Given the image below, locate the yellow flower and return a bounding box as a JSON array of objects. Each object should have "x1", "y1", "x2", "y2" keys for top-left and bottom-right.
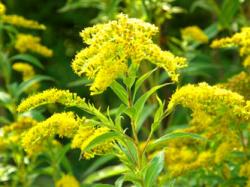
[
  {"x1": 181, "y1": 26, "x2": 208, "y2": 43},
  {"x1": 72, "y1": 126, "x2": 113, "y2": 159},
  {"x1": 0, "y1": 2, "x2": 6, "y2": 16},
  {"x1": 12, "y1": 62, "x2": 35, "y2": 80},
  {"x1": 2, "y1": 14, "x2": 45, "y2": 30},
  {"x1": 243, "y1": 55, "x2": 250, "y2": 67},
  {"x1": 3, "y1": 117, "x2": 37, "y2": 134},
  {"x1": 22, "y1": 112, "x2": 78, "y2": 155},
  {"x1": 211, "y1": 27, "x2": 250, "y2": 56},
  {"x1": 17, "y1": 88, "x2": 86, "y2": 113},
  {"x1": 55, "y1": 175, "x2": 80, "y2": 187},
  {"x1": 219, "y1": 71, "x2": 250, "y2": 99},
  {"x1": 168, "y1": 82, "x2": 250, "y2": 120},
  {"x1": 72, "y1": 14, "x2": 186, "y2": 95},
  {"x1": 15, "y1": 34, "x2": 53, "y2": 57}
]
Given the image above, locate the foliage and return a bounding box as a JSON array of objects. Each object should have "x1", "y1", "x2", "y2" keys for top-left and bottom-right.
[{"x1": 0, "y1": 0, "x2": 250, "y2": 187}]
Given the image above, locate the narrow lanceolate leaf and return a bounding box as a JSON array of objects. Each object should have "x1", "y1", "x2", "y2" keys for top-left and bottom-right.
[
  {"x1": 83, "y1": 165, "x2": 127, "y2": 184},
  {"x1": 133, "y1": 68, "x2": 157, "y2": 101},
  {"x1": 143, "y1": 151, "x2": 164, "y2": 187},
  {"x1": 134, "y1": 83, "x2": 169, "y2": 129},
  {"x1": 148, "y1": 132, "x2": 207, "y2": 151},
  {"x1": 84, "y1": 131, "x2": 120, "y2": 152},
  {"x1": 110, "y1": 81, "x2": 128, "y2": 105},
  {"x1": 82, "y1": 155, "x2": 115, "y2": 178},
  {"x1": 15, "y1": 75, "x2": 54, "y2": 98},
  {"x1": 10, "y1": 54, "x2": 44, "y2": 69},
  {"x1": 219, "y1": 0, "x2": 240, "y2": 28}
]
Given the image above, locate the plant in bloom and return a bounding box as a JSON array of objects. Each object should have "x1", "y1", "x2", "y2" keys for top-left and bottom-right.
[{"x1": 72, "y1": 13, "x2": 186, "y2": 95}]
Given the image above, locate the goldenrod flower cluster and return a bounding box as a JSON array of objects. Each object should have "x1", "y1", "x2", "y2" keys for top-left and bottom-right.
[
  {"x1": 0, "y1": 2, "x2": 45, "y2": 30},
  {"x1": 15, "y1": 34, "x2": 53, "y2": 57},
  {"x1": 2, "y1": 117, "x2": 37, "y2": 145},
  {"x1": 164, "y1": 148, "x2": 213, "y2": 177},
  {"x1": 160, "y1": 82, "x2": 250, "y2": 178},
  {"x1": 211, "y1": 27, "x2": 250, "y2": 68},
  {"x1": 72, "y1": 14, "x2": 186, "y2": 95},
  {"x1": 0, "y1": 2, "x2": 6, "y2": 16},
  {"x1": 55, "y1": 175, "x2": 80, "y2": 187},
  {"x1": 17, "y1": 88, "x2": 86, "y2": 113},
  {"x1": 211, "y1": 27, "x2": 250, "y2": 55},
  {"x1": 168, "y1": 82, "x2": 250, "y2": 120},
  {"x1": 72, "y1": 125, "x2": 113, "y2": 159},
  {"x1": 12, "y1": 62, "x2": 35, "y2": 80},
  {"x1": 181, "y1": 26, "x2": 208, "y2": 43},
  {"x1": 2, "y1": 15, "x2": 45, "y2": 30},
  {"x1": 22, "y1": 112, "x2": 78, "y2": 155},
  {"x1": 219, "y1": 71, "x2": 250, "y2": 99}
]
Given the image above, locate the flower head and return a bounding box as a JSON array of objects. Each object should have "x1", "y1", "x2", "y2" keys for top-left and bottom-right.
[
  {"x1": 22, "y1": 112, "x2": 79, "y2": 155},
  {"x1": 72, "y1": 14, "x2": 186, "y2": 95},
  {"x1": 17, "y1": 88, "x2": 86, "y2": 113},
  {"x1": 181, "y1": 26, "x2": 208, "y2": 43},
  {"x1": 15, "y1": 34, "x2": 53, "y2": 57},
  {"x1": 211, "y1": 27, "x2": 250, "y2": 56},
  {"x1": 2, "y1": 15, "x2": 45, "y2": 30}
]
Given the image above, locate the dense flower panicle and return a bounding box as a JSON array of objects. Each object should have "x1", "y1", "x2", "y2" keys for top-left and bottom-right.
[
  {"x1": 219, "y1": 71, "x2": 250, "y2": 99},
  {"x1": 55, "y1": 175, "x2": 80, "y2": 187},
  {"x1": 168, "y1": 82, "x2": 250, "y2": 120},
  {"x1": 165, "y1": 147, "x2": 213, "y2": 177},
  {"x1": 2, "y1": 15, "x2": 45, "y2": 30},
  {"x1": 211, "y1": 27, "x2": 250, "y2": 56},
  {"x1": 72, "y1": 126, "x2": 113, "y2": 159},
  {"x1": 22, "y1": 112, "x2": 78, "y2": 155},
  {"x1": 0, "y1": 3, "x2": 6, "y2": 16},
  {"x1": 72, "y1": 14, "x2": 186, "y2": 95},
  {"x1": 15, "y1": 34, "x2": 53, "y2": 57},
  {"x1": 17, "y1": 88, "x2": 86, "y2": 112},
  {"x1": 181, "y1": 26, "x2": 208, "y2": 43},
  {"x1": 3, "y1": 117, "x2": 37, "y2": 134},
  {"x1": 12, "y1": 62, "x2": 35, "y2": 80}
]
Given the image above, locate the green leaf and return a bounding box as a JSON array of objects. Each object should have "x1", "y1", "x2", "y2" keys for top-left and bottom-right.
[
  {"x1": 0, "y1": 91, "x2": 11, "y2": 105},
  {"x1": 83, "y1": 165, "x2": 126, "y2": 184},
  {"x1": 82, "y1": 155, "x2": 115, "y2": 178},
  {"x1": 134, "y1": 83, "x2": 169, "y2": 129},
  {"x1": 66, "y1": 78, "x2": 91, "y2": 87},
  {"x1": 123, "y1": 63, "x2": 138, "y2": 89},
  {"x1": 15, "y1": 75, "x2": 54, "y2": 98},
  {"x1": 84, "y1": 131, "x2": 120, "y2": 152},
  {"x1": 143, "y1": 151, "x2": 164, "y2": 187},
  {"x1": 148, "y1": 132, "x2": 206, "y2": 151},
  {"x1": 115, "y1": 176, "x2": 124, "y2": 187},
  {"x1": 133, "y1": 68, "x2": 157, "y2": 101},
  {"x1": 110, "y1": 81, "x2": 128, "y2": 105},
  {"x1": 219, "y1": 0, "x2": 240, "y2": 28},
  {"x1": 151, "y1": 96, "x2": 165, "y2": 132},
  {"x1": 10, "y1": 54, "x2": 44, "y2": 69}
]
